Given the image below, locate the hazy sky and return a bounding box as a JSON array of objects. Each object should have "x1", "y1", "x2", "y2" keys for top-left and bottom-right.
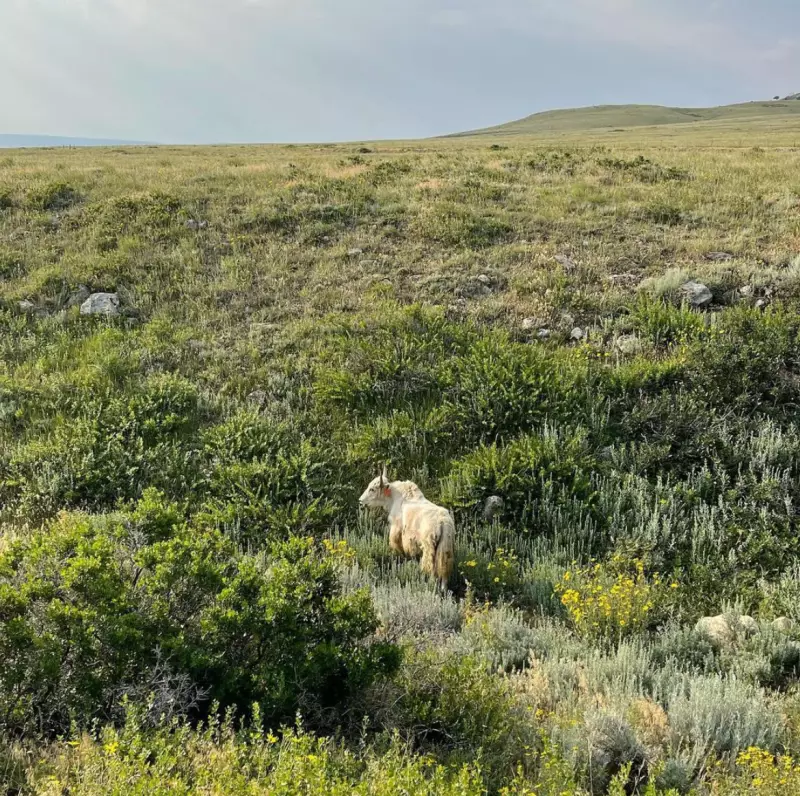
[{"x1": 1, "y1": 0, "x2": 798, "y2": 143}]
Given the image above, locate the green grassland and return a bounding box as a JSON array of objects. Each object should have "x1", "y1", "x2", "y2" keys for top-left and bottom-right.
[
  {"x1": 3, "y1": 120, "x2": 800, "y2": 793},
  {"x1": 451, "y1": 99, "x2": 800, "y2": 139}
]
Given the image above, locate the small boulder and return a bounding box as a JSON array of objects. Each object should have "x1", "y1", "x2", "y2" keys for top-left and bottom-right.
[
  {"x1": 773, "y1": 617, "x2": 795, "y2": 633},
  {"x1": 738, "y1": 285, "x2": 754, "y2": 298},
  {"x1": 681, "y1": 281, "x2": 713, "y2": 308},
  {"x1": 521, "y1": 318, "x2": 537, "y2": 331},
  {"x1": 80, "y1": 292, "x2": 120, "y2": 317},
  {"x1": 755, "y1": 299, "x2": 769, "y2": 310},
  {"x1": 570, "y1": 327, "x2": 585, "y2": 341},
  {"x1": 537, "y1": 328, "x2": 551, "y2": 340},
  {"x1": 695, "y1": 615, "x2": 736, "y2": 647},
  {"x1": 347, "y1": 248, "x2": 364, "y2": 258},
  {"x1": 705, "y1": 251, "x2": 733, "y2": 262},
  {"x1": 483, "y1": 496, "x2": 505, "y2": 522},
  {"x1": 476, "y1": 274, "x2": 491, "y2": 285},
  {"x1": 18, "y1": 300, "x2": 36, "y2": 313}
]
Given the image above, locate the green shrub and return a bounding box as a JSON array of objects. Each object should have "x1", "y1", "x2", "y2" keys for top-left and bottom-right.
[
  {"x1": 443, "y1": 428, "x2": 596, "y2": 521},
  {"x1": 26, "y1": 181, "x2": 81, "y2": 211},
  {"x1": 30, "y1": 716, "x2": 487, "y2": 796},
  {"x1": 0, "y1": 503, "x2": 398, "y2": 735},
  {"x1": 372, "y1": 649, "x2": 535, "y2": 789}
]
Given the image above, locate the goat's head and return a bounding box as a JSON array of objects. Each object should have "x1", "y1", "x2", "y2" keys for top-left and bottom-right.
[{"x1": 359, "y1": 463, "x2": 392, "y2": 508}]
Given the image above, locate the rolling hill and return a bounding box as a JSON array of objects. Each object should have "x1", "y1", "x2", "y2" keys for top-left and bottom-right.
[{"x1": 450, "y1": 99, "x2": 800, "y2": 137}]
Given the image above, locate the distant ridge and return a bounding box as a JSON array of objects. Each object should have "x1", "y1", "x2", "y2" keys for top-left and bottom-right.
[
  {"x1": 449, "y1": 100, "x2": 800, "y2": 137},
  {"x1": 0, "y1": 134, "x2": 153, "y2": 149}
]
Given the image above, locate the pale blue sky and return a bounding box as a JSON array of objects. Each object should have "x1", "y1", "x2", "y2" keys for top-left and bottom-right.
[{"x1": 1, "y1": 0, "x2": 798, "y2": 143}]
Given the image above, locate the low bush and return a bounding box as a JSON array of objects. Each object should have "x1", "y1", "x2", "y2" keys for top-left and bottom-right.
[{"x1": 0, "y1": 499, "x2": 398, "y2": 736}]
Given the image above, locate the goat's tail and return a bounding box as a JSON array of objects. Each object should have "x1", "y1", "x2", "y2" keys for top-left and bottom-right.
[{"x1": 434, "y1": 514, "x2": 456, "y2": 592}]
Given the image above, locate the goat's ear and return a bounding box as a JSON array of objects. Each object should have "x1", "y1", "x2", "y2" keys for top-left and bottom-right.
[{"x1": 382, "y1": 462, "x2": 389, "y2": 482}]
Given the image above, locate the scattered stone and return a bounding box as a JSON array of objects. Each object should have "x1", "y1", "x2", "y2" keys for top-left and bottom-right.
[
  {"x1": 681, "y1": 281, "x2": 713, "y2": 308},
  {"x1": 555, "y1": 254, "x2": 577, "y2": 271},
  {"x1": 570, "y1": 327, "x2": 585, "y2": 341},
  {"x1": 616, "y1": 335, "x2": 643, "y2": 355},
  {"x1": 695, "y1": 615, "x2": 736, "y2": 647},
  {"x1": 18, "y1": 300, "x2": 35, "y2": 313},
  {"x1": 476, "y1": 274, "x2": 491, "y2": 285},
  {"x1": 755, "y1": 299, "x2": 768, "y2": 310},
  {"x1": 185, "y1": 219, "x2": 208, "y2": 230},
  {"x1": 773, "y1": 617, "x2": 795, "y2": 633},
  {"x1": 80, "y1": 292, "x2": 120, "y2": 317},
  {"x1": 347, "y1": 248, "x2": 364, "y2": 257},
  {"x1": 247, "y1": 390, "x2": 268, "y2": 407},
  {"x1": 705, "y1": 251, "x2": 734, "y2": 261},
  {"x1": 537, "y1": 328, "x2": 551, "y2": 340},
  {"x1": 521, "y1": 318, "x2": 537, "y2": 331},
  {"x1": 483, "y1": 496, "x2": 505, "y2": 522},
  {"x1": 738, "y1": 285, "x2": 754, "y2": 298},
  {"x1": 66, "y1": 285, "x2": 91, "y2": 309}
]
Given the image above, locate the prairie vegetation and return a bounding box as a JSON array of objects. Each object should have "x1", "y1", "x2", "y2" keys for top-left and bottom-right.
[{"x1": 3, "y1": 125, "x2": 800, "y2": 793}]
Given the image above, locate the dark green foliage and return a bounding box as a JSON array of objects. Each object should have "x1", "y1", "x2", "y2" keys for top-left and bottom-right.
[
  {"x1": 26, "y1": 181, "x2": 81, "y2": 211},
  {"x1": 443, "y1": 430, "x2": 597, "y2": 523},
  {"x1": 374, "y1": 649, "x2": 533, "y2": 788},
  {"x1": 0, "y1": 497, "x2": 398, "y2": 736}
]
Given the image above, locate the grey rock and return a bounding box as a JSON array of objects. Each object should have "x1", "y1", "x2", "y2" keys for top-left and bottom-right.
[
  {"x1": 705, "y1": 251, "x2": 734, "y2": 261},
  {"x1": 483, "y1": 496, "x2": 505, "y2": 521},
  {"x1": 695, "y1": 615, "x2": 736, "y2": 647},
  {"x1": 521, "y1": 318, "x2": 537, "y2": 331},
  {"x1": 80, "y1": 292, "x2": 120, "y2": 316},
  {"x1": 773, "y1": 617, "x2": 795, "y2": 633},
  {"x1": 755, "y1": 299, "x2": 768, "y2": 310},
  {"x1": 681, "y1": 281, "x2": 713, "y2": 308},
  {"x1": 738, "y1": 285, "x2": 754, "y2": 298},
  {"x1": 347, "y1": 248, "x2": 364, "y2": 257},
  {"x1": 570, "y1": 327, "x2": 584, "y2": 341},
  {"x1": 537, "y1": 328, "x2": 551, "y2": 340},
  {"x1": 18, "y1": 300, "x2": 35, "y2": 313},
  {"x1": 476, "y1": 274, "x2": 491, "y2": 285}
]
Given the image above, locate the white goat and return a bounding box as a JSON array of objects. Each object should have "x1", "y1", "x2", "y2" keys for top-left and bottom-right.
[{"x1": 359, "y1": 466, "x2": 455, "y2": 592}]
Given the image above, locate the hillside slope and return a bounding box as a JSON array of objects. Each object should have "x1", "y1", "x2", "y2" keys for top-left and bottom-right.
[{"x1": 450, "y1": 100, "x2": 800, "y2": 137}]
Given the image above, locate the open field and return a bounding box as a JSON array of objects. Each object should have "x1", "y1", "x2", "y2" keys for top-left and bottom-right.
[{"x1": 3, "y1": 122, "x2": 800, "y2": 793}]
